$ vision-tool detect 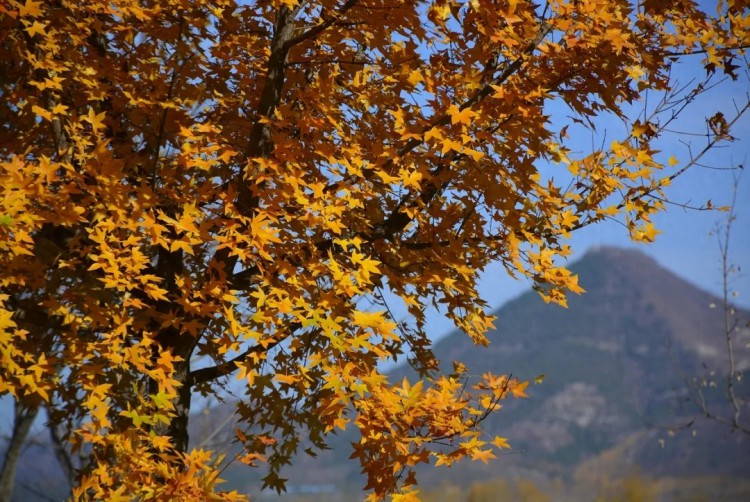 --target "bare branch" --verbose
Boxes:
[571,99,750,232]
